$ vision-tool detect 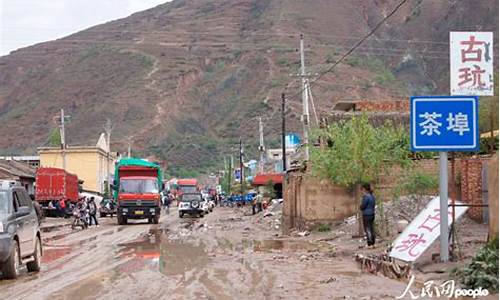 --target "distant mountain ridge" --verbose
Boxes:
[0,0,497,175]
